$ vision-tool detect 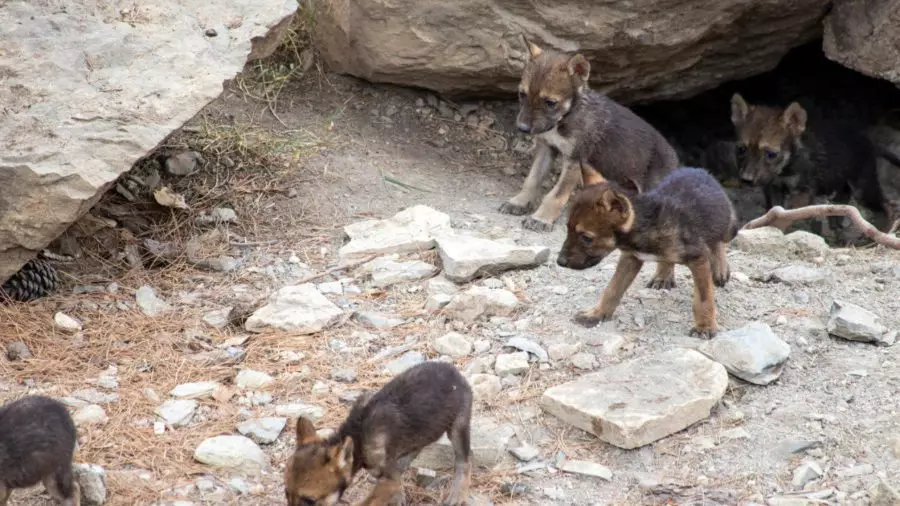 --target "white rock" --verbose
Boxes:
[355,311,405,329]
[73,404,108,427]
[73,463,107,506]
[202,308,232,329]
[504,336,548,362]
[193,435,268,475]
[571,352,598,370]
[275,403,324,421]
[436,234,550,282]
[53,312,82,333]
[235,369,275,389]
[339,205,452,262]
[548,342,582,361]
[384,351,426,375]
[155,399,198,427]
[509,444,540,462]
[541,348,728,449]
[434,332,473,358]
[467,374,502,400]
[473,339,492,354]
[785,230,830,258]
[559,459,613,480]
[731,227,788,254]
[495,352,530,376]
[443,286,520,323]
[365,257,438,287]
[792,461,823,488]
[170,381,220,399]
[425,293,454,311]
[698,322,791,385]
[826,300,896,346]
[413,416,516,470]
[426,276,459,295]
[765,264,828,285]
[245,284,343,334]
[317,281,343,294]
[135,285,173,317]
[237,417,287,445]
